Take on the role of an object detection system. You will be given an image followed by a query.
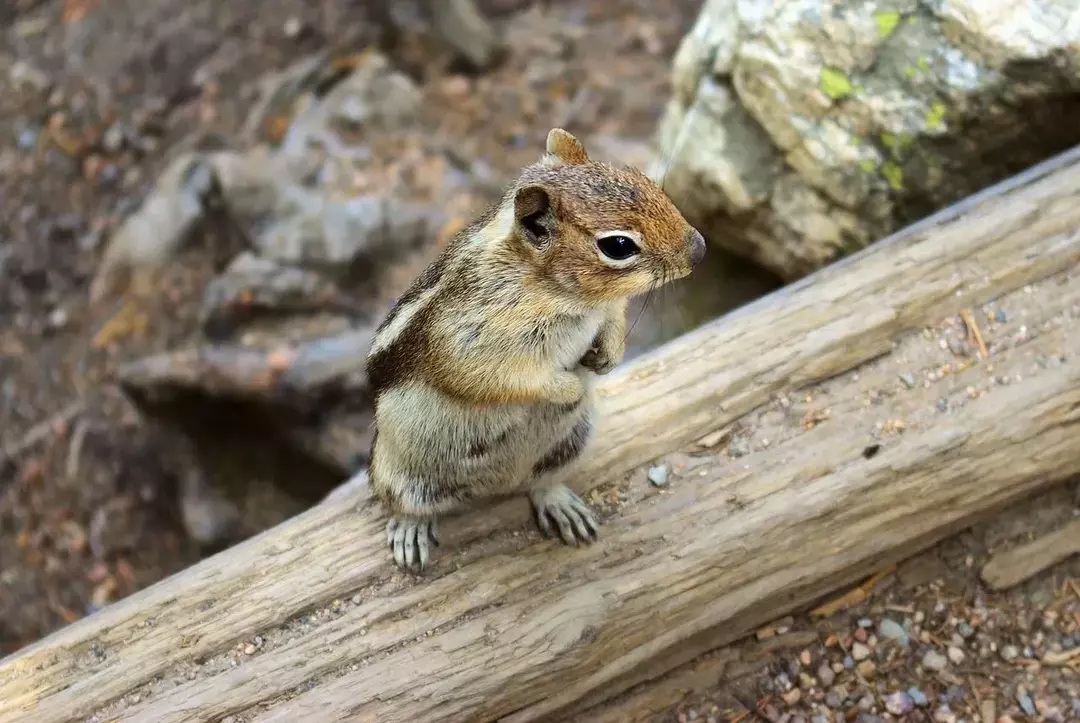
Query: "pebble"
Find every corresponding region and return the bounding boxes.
[1017,692,1036,717]
[946,646,965,665]
[243,643,256,655]
[853,627,868,643]
[908,687,929,707]
[1000,644,1020,661]
[856,660,876,677]
[936,398,949,412]
[843,655,854,669]
[922,650,948,670]
[17,126,39,150]
[898,371,916,388]
[857,617,873,628]
[781,689,802,705]
[878,618,908,645]
[825,692,843,708]
[933,705,957,723]
[851,642,871,661]
[728,437,751,457]
[799,649,812,666]
[817,663,835,686]
[995,309,1007,323]
[102,123,125,153]
[47,307,68,330]
[957,621,974,638]
[647,464,670,487]
[885,691,914,716]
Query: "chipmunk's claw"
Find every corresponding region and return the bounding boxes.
[387,516,438,570]
[530,484,599,546]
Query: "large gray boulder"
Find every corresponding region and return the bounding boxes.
[658,0,1080,280]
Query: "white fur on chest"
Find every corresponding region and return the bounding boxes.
[548,309,605,370]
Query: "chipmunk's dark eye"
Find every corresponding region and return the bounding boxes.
[597,235,640,261]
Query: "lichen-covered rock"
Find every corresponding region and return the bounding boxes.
[658,0,1080,280]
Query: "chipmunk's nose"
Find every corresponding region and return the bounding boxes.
[689,229,706,266]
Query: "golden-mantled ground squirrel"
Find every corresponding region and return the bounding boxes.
[365,128,706,569]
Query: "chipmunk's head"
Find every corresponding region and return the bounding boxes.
[507,128,705,305]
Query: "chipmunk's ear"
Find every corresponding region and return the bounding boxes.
[544,128,589,166]
[514,184,558,247]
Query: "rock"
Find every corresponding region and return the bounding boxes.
[885,691,914,716]
[782,688,802,705]
[728,436,752,457]
[933,705,957,723]
[856,660,876,677]
[817,663,835,686]
[851,642,871,661]
[1000,644,1020,661]
[825,691,843,708]
[898,371,916,389]
[1017,692,1037,717]
[658,0,1080,281]
[947,645,965,665]
[908,687,929,707]
[922,649,948,671]
[647,463,671,487]
[878,618,908,646]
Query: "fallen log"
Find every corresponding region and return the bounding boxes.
[3,146,1080,723]
[980,517,1080,591]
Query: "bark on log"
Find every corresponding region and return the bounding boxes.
[3,146,1080,723]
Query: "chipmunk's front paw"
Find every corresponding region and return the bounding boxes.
[387,516,439,570]
[530,484,599,546]
[579,346,620,375]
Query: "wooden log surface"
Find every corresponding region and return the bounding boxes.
[3,145,1080,722]
[980,516,1080,591]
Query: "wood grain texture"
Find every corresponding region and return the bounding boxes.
[981,517,1080,590]
[2,145,1080,723]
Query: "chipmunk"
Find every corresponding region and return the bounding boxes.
[365,128,706,569]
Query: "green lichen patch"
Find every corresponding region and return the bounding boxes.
[874,11,901,39]
[926,100,947,129]
[820,67,854,100]
[882,161,904,191]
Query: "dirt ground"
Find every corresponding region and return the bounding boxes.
[1,1,1078,722]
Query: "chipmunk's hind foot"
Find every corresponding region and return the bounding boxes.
[529,483,599,546]
[387,516,439,570]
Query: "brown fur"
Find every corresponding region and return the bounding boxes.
[365,128,705,569]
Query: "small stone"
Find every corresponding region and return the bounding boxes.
[858,617,873,628]
[1000,644,1019,661]
[937,398,949,412]
[798,672,815,689]
[851,642,871,661]
[856,660,876,677]
[843,655,854,669]
[817,663,835,686]
[898,371,916,388]
[729,437,751,457]
[922,650,948,670]
[825,692,843,708]
[799,649,812,666]
[908,687,929,707]
[812,717,829,723]
[284,16,302,37]
[878,618,908,646]
[1017,692,1036,717]
[946,646,965,665]
[933,704,957,723]
[858,693,874,711]
[647,464,670,487]
[17,126,39,150]
[885,691,914,716]
[853,627,868,643]
[831,661,844,674]
[222,717,236,723]
[352,594,362,605]
[957,621,974,638]
[243,643,256,655]
[47,307,68,329]
[782,689,802,705]
[102,123,125,153]
[947,336,969,357]
[995,309,1007,323]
